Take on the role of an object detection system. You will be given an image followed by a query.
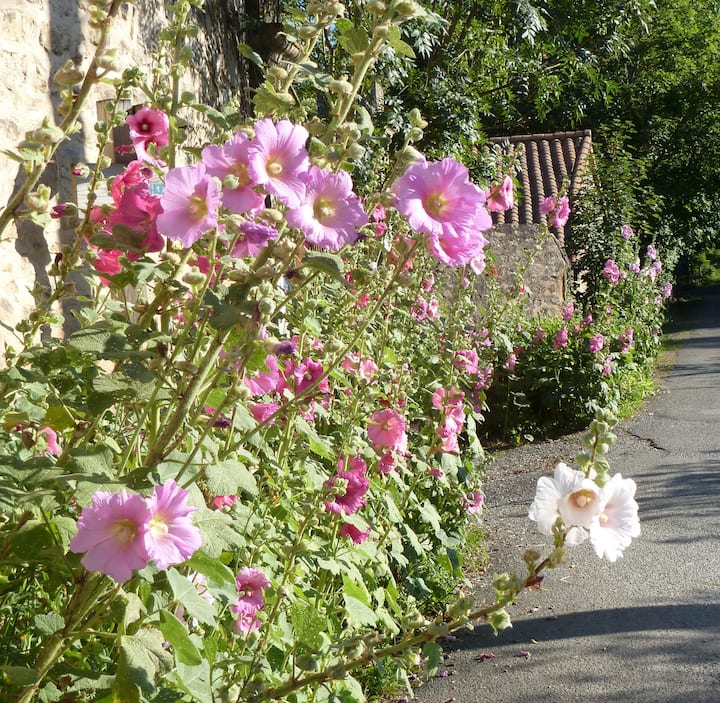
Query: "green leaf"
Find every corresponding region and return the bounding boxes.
[418,499,442,533]
[193,508,241,558]
[423,642,443,677]
[185,550,235,586]
[205,459,257,497]
[159,610,203,666]
[342,594,376,628]
[290,599,326,650]
[171,660,213,702]
[295,417,334,460]
[34,613,65,635]
[300,252,347,285]
[1,665,38,686]
[114,628,173,701]
[167,569,216,626]
[238,43,264,67]
[43,405,75,431]
[190,103,229,129]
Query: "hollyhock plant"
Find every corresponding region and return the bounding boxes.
[144,479,202,570]
[323,456,370,516]
[231,221,279,258]
[463,490,484,514]
[539,196,556,215]
[339,522,371,544]
[603,259,622,284]
[157,162,221,247]
[69,490,151,583]
[202,131,265,214]
[247,118,310,208]
[231,601,262,634]
[528,462,601,545]
[287,165,368,251]
[391,157,487,246]
[235,567,271,611]
[589,474,641,562]
[367,408,408,454]
[553,327,568,350]
[126,106,169,163]
[486,175,514,212]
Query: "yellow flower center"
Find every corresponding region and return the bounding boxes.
[569,489,596,509]
[314,198,335,222]
[234,163,251,187]
[112,519,138,546]
[599,511,609,525]
[425,193,447,218]
[149,516,169,540]
[266,159,283,177]
[188,195,208,221]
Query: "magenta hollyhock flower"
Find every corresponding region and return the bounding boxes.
[145,480,201,570]
[504,352,518,372]
[157,163,221,247]
[561,301,574,322]
[108,185,164,252]
[202,132,265,214]
[231,221,279,258]
[454,349,479,375]
[589,333,604,354]
[249,402,280,425]
[244,355,281,396]
[486,175,514,212]
[603,259,622,284]
[126,107,169,164]
[339,522,371,544]
[283,358,328,397]
[553,327,569,350]
[111,161,153,203]
[463,490,484,515]
[323,457,370,516]
[377,452,395,474]
[212,494,238,510]
[552,196,570,227]
[236,567,271,611]
[247,118,310,207]
[231,601,262,634]
[391,158,486,242]
[37,426,61,456]
[621,224,634,240]
[69,490,151,583]
[539,196,555,214]
[367,408,408,454]
[287,166,368,251]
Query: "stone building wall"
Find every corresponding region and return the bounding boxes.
[478,224,570,318]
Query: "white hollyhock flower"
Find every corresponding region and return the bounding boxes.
[589,473,641,562]
[528,463,602,543]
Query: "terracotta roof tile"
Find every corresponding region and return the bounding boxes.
[487,130,594,243]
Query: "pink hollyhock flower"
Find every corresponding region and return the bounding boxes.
[126,107,169,163]
[250,402,280,425]
[603,357,613,376]
[236,567,271,611]
[422,273,435,292]
[486,175,514,212]
[589,333,604,354]
[661,282,673,299]
[391,157,486,241]
[619,327,634,353]
[69,490,151,583]
[553,327,568,350]
[283,358,328,397]
[561,302,574,322]
[646,244,658,261]
[427,206,491,268]
[552,196,570,227]
[528,462,602,546]
[533,327,548,344]
[377,452,395,474]
[231,220,279,258]
[157,163,221,247]
[621,224,634,240]
[504,352,517,372]
[202,132,265,214]
[111,160,153,203]
[38,426,61,456]
[589,474,640,562]
[145,479,201,570]
[539,196,556,215]
[603,259,622,284]
[93,248,123,281]
[646,260,662,282]
[108,185,164,253]
[231,601,262,634]
[212,494,238,510]
[247,118,310,207]
[463,490,484,514]
[581,314,593,327]
[244,355,281,396]
[339,522,371,544]
[323,457,370,516]
[367,408,408,454]
[454,349,479,375]
[287,166,368,251]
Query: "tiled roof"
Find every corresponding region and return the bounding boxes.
[487,130,594,243]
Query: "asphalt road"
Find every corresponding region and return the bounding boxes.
[413,286,720,703]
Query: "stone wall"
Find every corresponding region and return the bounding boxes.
[478,224,570,318]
